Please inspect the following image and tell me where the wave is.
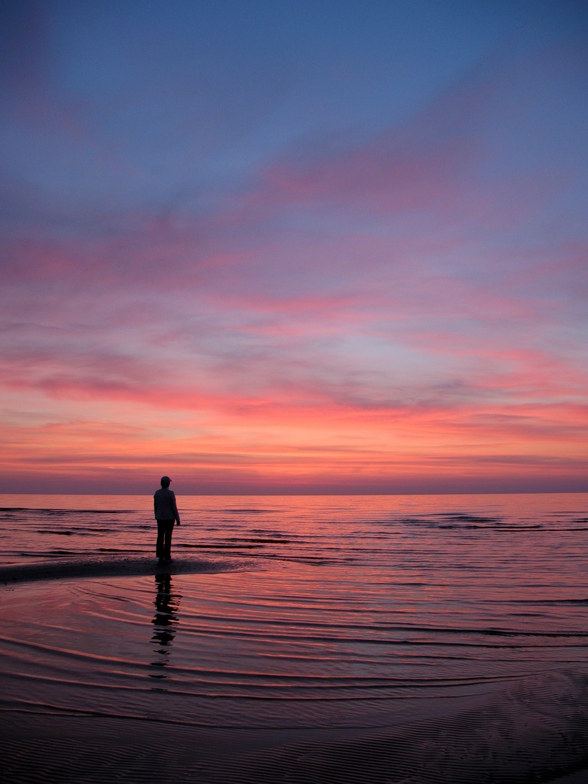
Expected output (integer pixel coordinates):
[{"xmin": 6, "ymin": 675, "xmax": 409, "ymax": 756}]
[
  {"xmin": 438, "ymin": 513, "xmax": 502, "ymax": 523},
  {"xmin": 0, "ymin": 555, "xmax": 244, "ymax": 585},
  {"xmin": 0, "ymin": 507, "xmax": 131, "ymax": 514},
  {"xmin": 219, "ymin": 508, "xmax": 274, "ymax": 514},
  {"xmin": 36, "ymin": 525, "xmax": 118, "ymax": 532}
]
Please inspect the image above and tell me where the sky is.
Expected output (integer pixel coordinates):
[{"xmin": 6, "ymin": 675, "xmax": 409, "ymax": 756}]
[{"xmin": 1, "ymin": 0, "xmax": 587, "ymax": 494}]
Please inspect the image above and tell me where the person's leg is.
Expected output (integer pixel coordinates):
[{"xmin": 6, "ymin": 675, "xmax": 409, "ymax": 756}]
[
  {"xmin": 156, "ymin": 520, "xmax": 166, "ymax": 559},
  {"xmin": 163, "ymin": 520, "xmax": 174, "ymax": 560}
]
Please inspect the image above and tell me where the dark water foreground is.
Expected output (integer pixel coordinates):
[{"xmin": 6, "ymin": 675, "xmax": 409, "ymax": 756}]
[
  {"xmin": 2, "ymin": 559, "xmax": 588, "ymax": 783},
  {"xmin": 3, "ymin": 670, "xmax": 588, "ymax": 783}
]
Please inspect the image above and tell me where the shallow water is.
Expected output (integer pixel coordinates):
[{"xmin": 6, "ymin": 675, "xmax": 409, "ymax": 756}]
[{"xmin": 2, "ymin": 493, "xmax": 588, "ymax": 780}]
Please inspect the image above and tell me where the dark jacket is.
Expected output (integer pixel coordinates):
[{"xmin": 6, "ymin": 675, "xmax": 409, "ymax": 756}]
[{"xmin": 154, "ymin": 488, "xmax": 180, "ymax": 523}]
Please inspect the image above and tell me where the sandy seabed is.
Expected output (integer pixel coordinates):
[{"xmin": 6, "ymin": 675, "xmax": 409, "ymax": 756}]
[{"xmin": 4, "ymin": 670, "xmax": 588, "ymax": 783}]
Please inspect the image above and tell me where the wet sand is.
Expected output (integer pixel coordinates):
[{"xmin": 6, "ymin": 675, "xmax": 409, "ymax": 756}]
[
  {"xmin": 4, "ymin": 670, "xmax": 588, "ymax": 783},
  {"xmin": 0, "ymin": 555, "xmax": 241, "ymax": 584},
  {"xmin": 550, "ymin": 773, "xmax": 588, "ymax": 783}
]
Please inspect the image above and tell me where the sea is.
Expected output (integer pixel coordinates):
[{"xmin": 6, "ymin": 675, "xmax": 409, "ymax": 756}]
[{"xmin": 2, "ymin": 492, "xmax": 588, "ymax": 782}]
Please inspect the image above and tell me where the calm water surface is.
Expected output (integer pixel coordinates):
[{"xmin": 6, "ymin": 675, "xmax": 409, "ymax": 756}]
[{"xmin": 1, "ymin": 493, "xmax": 587, "ymax": 731}]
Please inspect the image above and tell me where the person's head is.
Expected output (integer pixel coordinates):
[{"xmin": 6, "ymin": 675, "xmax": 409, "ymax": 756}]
[{"xmin": 160, "ymin": 476, "xmax": 171, "ymax": 488}]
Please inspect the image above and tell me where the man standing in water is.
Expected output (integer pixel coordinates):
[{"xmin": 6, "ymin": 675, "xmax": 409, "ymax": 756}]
[{"xmin": 154, "ymin": 476, "xmax": 181, "ymax": 563}]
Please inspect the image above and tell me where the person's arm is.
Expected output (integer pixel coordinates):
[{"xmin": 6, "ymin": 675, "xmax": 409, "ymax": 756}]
[
  {"xmin": 172, "ymin": 492, "xmax": 181, "ymax": 525},
  {"xmin": 154, "ymin": 494, "xmax": 157, "ymax": 518}
]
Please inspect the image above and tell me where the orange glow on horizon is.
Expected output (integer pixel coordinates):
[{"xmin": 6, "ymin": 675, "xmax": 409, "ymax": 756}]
[{"xmin": 1, "ymin": 384, "xmax": 586, "ymax": 493}]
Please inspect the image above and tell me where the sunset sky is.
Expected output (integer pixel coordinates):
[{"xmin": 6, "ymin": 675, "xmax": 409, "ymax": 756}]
[{"xmin": 1, "ymin": 1, "xmax": 587, "ymax": 494}]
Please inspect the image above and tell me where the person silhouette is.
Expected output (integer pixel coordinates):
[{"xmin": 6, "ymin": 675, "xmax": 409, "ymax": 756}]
[{"xmin": 153, "ymin": 476, "xmax": 181, "ymax": 563}]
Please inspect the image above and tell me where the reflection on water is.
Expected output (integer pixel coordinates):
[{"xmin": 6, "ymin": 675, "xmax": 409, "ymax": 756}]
[{"xmin": 150, "ymin": 572, "xmax": 181, "ymax": 681}]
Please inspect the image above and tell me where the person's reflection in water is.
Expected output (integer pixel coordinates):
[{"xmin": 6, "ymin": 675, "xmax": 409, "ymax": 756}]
[{"xmin": 150, "ymin": 572, "xmax": 181, "ymax": 684}]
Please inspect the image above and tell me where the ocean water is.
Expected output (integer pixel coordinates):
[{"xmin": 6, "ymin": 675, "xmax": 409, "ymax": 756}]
[{"xmin": 2, "ymin": 492, "xmax": 588, "ymax": 782}]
